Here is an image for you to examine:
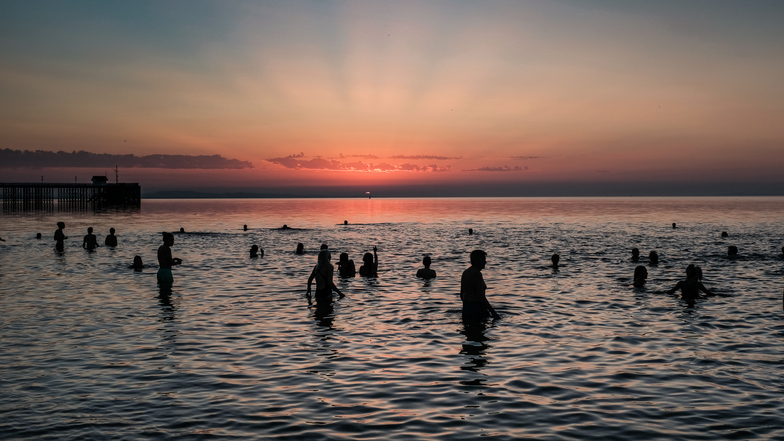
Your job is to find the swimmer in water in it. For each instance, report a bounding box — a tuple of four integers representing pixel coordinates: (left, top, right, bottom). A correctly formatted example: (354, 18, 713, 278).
(359, 246, 378, 277)
(54, 222, 67, 252)
(416, 256, 437, 279)
(295, 243, 305, 255)
(83, 227, 99, 251)
(337, 252, 356, 278)
(129, 255, 145, 270)
(105, 227, 117, 247)
(631, 248, 640, 262)
(633, 265, 648, 288)
(667, 264, 714, 299)
(551, 253, 560, 269)
(157, 232, 182, 288)
(460, 250, 500, 320)
(649, 250, 659, 265)
(307, 250, 345, 302)
(250, 244, 263, 258)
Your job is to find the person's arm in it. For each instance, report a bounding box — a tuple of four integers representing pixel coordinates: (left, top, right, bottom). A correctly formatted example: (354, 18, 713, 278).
(327, 266, 345, 298)
(307, 266, 316, 294)
(666, 281, 682, 295)
(83, 236, 87, 249)
(698, 282, 714, 296)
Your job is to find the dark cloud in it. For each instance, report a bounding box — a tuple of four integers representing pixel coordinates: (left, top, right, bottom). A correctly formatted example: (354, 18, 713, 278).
(391, 155, 461, 160)
(463, 165, 528, 172)
(338, 153, 380, 159)
(266, 154, 451, 172)
(0, 149, 253, 169)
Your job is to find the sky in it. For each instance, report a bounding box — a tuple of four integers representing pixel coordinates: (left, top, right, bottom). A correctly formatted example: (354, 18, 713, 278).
(1, 0, 783, 197)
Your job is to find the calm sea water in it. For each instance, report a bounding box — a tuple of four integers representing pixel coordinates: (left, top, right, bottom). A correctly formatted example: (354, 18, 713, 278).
(1, 197, 784, 440)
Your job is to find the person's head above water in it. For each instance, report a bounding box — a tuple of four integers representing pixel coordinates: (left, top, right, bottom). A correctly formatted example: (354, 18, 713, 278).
(728, 245, 738, 256)
(468, 228, 473, 235)
(36, 233, 42, 239)
(87, 227, 93, 234)
(470, 249, 487, 268)
(162, 232, 174, 245)
(362, 252, 373, 264)
(685, 264, 696, 278)
(721, 231, 729, 237)
(649, 250, 659, 264)
(109, 228, 115, 234)
(57, 222, 65, 229)
(551, 253, 560, 266)
(318, 249, 331, 265)
(296, 243, 304, 254)
(321, 244, 328, 250)
(250, 245, 259, 257)
(634, 265, 647, 279)
(422, 256, 432, 268)
(131, 255, 144, 269)
(339, 252, 350, 263)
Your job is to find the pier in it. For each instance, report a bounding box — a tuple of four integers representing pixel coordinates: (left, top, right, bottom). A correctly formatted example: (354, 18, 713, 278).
(1, 178, 141, 211)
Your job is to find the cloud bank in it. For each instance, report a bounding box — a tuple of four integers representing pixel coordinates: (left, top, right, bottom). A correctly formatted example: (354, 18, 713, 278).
(463, 165, 527, 172)
(0, 149, 253, 169)
(266, 153, 451, 172)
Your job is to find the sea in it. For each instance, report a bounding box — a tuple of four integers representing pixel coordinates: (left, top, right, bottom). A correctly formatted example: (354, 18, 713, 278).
(1, 197, 783, 441)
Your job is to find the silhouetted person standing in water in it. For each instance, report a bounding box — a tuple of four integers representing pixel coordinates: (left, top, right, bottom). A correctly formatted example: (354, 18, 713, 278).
(633, 265, 648, 288)
(337, 252, 356, 278)
(461, 250, 500, 320)
(667, 264, 714, 299)
(307, 250, 345, 303)
(105, 228, 118, 247)
(416, 256, 437, 279)
(83, 227, 99, 251)
(157, 232, 182, 288)
(360, 246, 378, 277)
(54, 222, 67, 252)
(551, 253, 560, 269)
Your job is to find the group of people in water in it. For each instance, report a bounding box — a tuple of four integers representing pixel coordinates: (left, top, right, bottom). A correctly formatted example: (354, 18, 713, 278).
(31, 222, 784, 317)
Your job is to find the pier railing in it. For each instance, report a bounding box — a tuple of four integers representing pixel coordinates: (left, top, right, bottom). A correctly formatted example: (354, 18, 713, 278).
(1, 183, 141, 211)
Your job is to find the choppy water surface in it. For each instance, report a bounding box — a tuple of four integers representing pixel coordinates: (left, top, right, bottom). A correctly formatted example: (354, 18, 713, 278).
(1, 197, 784, 440)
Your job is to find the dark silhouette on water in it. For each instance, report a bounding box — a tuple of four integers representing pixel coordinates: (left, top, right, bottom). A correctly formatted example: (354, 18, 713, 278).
(550, 253, 560, 270)
(359, 246, 378, 277)
(721, 231, 729, 237)
(667, 264, 715, 299)
(337, 252, 356, 278)
(129, 255, 145, 271)
(179, 227, 185, 233)
(633, 265, 648, 288)
(672, 223, 677, 229)
(243, 224, 248, 231)
(36, 233, 42, 239)
(728, 245, 738, 257)
(344, 220, 348, 225)
(649, 250, 659, 265)
(416, 256, 437, 279)
(54, 222, 67, 252)
(295, 243, 305, 255)
(157, 232, 182, 288)
(461, 250, 500, 320)
(83, 227, 99, 251)
(321, 243, 328, 251)
(105, 228, 117, 247)
(468, 228, 473, 235)
(631, 247, 640, 262)
(307, 250, 345, 304)
(250, 244, 263, 258)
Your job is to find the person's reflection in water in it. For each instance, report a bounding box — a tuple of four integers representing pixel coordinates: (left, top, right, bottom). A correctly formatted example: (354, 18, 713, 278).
(459, 317, 491, 386)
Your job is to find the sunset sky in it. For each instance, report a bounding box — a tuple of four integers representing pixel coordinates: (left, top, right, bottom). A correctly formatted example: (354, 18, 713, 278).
(1, 1, 783, 196)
